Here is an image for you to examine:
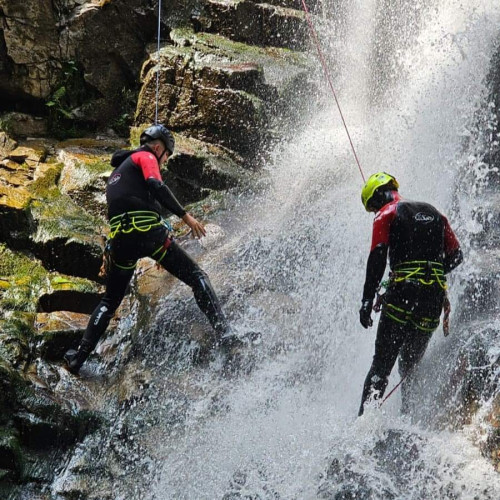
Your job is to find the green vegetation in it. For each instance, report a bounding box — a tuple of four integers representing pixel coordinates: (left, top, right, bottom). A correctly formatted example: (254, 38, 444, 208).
(0, 244, 97, 313)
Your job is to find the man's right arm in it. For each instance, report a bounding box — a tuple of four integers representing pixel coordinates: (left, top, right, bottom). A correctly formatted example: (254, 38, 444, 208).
(442, 216, 463, 273)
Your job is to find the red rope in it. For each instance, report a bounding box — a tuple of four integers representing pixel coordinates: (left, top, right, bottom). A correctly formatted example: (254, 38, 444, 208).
(380, 374, 409, 406)
(300, 0, 366, 183)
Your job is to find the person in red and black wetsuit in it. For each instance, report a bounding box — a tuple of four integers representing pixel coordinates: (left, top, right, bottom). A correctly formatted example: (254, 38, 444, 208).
(358, 172, 463, 416)
(64, 124, 234, 374)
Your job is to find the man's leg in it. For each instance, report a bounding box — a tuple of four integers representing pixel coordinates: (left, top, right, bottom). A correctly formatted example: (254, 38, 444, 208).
(156, 240, 230, 341)
(398, 325, 434, 414)
(64, 264, 134, 373)
(358, 313, 406, 416)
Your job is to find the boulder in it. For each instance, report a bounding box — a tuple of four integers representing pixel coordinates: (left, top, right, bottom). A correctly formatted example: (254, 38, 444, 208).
(34, 311, 89, 360)
(135, 29, 314, 157)
(0, 113, 48, 138)
(196, 1, 309, 51)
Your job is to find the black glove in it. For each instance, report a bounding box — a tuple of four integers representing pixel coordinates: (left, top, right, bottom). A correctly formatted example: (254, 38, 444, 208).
(359, 299, 373, 329)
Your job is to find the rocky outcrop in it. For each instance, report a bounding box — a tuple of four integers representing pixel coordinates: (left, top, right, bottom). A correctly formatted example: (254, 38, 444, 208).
(135, 28, 314, 158)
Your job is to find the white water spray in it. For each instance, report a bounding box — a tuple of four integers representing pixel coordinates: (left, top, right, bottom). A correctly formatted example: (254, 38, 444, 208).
(142, 1, 500, 498)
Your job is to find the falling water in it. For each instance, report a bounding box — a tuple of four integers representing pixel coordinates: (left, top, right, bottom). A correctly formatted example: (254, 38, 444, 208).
(52, 1, 500, 498)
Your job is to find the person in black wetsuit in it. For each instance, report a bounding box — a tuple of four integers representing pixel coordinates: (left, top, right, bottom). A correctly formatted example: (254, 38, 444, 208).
(64, 124, 233, 374)
(358, 172, 463, 416)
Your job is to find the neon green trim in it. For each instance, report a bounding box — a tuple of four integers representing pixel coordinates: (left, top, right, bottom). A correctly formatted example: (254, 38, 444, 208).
(410, 319, 439, 332)
(108, 211, 164, 239)
(385, 311, 408, 324)
(156, 250, 168, 264)
(392, 260, 447, 290)
(114, 261, 137, 270)
(383, 302, 440, 331)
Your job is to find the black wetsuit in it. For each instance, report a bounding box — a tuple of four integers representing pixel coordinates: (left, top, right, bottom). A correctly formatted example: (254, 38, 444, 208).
(359, 192, 463, 416)
(78, 146, 228, 359)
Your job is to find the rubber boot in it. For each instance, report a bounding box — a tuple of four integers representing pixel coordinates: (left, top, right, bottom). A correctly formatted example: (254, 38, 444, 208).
(63, 340, 93, 375)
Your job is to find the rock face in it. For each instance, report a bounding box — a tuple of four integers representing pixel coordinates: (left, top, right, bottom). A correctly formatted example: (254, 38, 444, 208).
(135, 28, 314, 158)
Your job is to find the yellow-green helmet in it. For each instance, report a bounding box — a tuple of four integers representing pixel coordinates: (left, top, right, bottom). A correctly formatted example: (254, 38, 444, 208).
(361, 172, 399, 211)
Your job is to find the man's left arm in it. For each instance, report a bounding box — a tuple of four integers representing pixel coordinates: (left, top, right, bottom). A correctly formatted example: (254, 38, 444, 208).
(360, 210, 392, 328)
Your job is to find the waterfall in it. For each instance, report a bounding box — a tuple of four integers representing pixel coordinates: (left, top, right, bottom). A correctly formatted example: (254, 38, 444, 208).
(51, 1, 500, 498)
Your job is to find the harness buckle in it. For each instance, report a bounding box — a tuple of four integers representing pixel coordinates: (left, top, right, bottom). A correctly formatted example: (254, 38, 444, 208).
(120, 212, 131, 231)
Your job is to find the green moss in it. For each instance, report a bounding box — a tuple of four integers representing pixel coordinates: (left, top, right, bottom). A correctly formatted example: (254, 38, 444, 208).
(0, 427, 23, 475)
(29, 163, 63, 199)
(83, 158, 113, 176)
(0, 245, 97, 313)
(30, 193, 106, 243)
(130, 125, 147, 148)
(170, 27, 310, 67)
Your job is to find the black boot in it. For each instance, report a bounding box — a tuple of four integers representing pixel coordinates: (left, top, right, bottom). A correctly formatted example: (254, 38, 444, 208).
(358, 369, 388, 416)
(63, 341, 93, 375)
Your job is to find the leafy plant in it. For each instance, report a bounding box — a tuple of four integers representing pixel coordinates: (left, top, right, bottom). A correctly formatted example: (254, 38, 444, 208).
(45, 60, 86, 138)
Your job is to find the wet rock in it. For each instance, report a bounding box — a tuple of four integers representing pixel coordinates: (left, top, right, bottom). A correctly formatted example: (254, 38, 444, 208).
(0, 359, 21, 421)
(196, 0, 309, 51)
(318, 456, 384, 500)
(30, 196, 106, 280)
(8, 144, 48, 166)
(222, 467, 282, 500)
(0, 427, 23, 480)
(171, 134, 250, 184)
(34, 311, 89, 360)
(15, 385, 97, 449)
(457, 269, 500, 322)
(135, 28, 314, 158)
(0, 131, 18, 157)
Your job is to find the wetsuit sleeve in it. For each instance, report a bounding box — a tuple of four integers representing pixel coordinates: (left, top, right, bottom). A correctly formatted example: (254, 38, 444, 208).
(363, 244, 388, 302)
(362, 207, 394, 301)
(131, 151, 162, 180)
(131, 151, 186, 218)
(442, 216, 463, 273)
(145, 178, 186, 218)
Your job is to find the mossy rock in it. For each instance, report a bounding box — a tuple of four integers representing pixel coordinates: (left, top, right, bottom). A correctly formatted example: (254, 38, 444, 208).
(0, 427, 23, 478)
(29, 192, 107, 280)
(0, 244, 99, 314)
(136, 28, 314, 158)
(34, 311, 90, 360)
(0, 317, 33, 368)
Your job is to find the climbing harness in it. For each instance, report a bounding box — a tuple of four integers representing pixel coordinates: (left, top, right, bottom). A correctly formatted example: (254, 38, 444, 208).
(300, 0, 365, 183)
(98, 210, 175, 274)
(392, 261, 447, 290)
(383, 303, 440, 332)
(108, 210, 172, 239)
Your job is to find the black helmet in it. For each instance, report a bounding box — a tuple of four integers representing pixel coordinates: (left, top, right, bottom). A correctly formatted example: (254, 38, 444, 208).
(140, 124, 175, 155)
